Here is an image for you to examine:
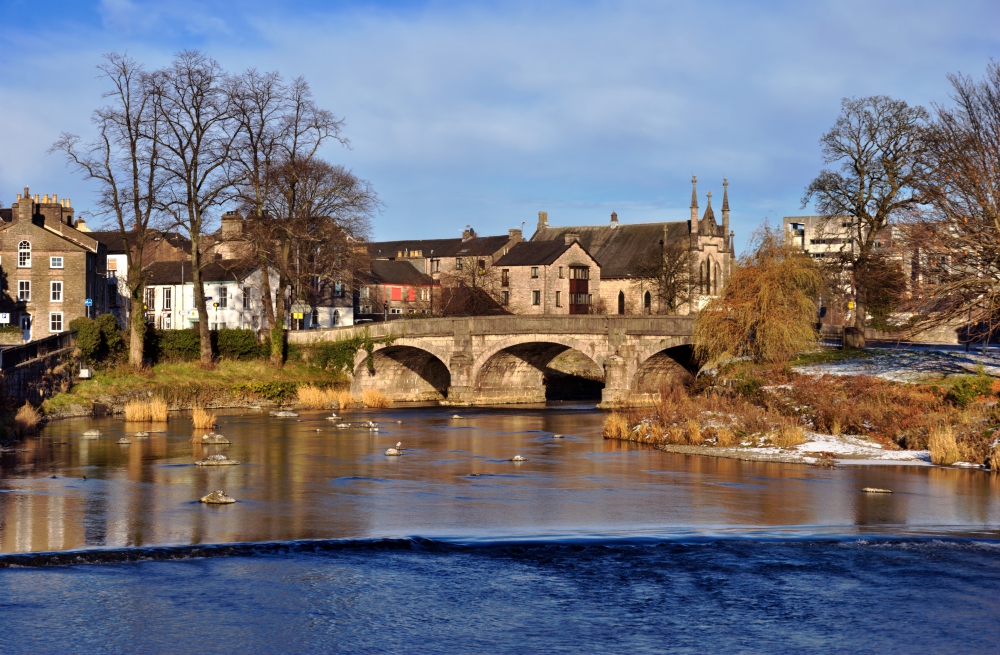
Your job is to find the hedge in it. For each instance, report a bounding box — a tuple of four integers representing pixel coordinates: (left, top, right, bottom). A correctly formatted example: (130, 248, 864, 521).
(145, 327, 268, 362)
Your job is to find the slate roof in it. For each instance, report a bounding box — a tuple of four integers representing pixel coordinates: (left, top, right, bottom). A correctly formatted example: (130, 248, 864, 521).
(531, 221, 691, 278)
(368, 260, 435, 286)
(368, 235, 511, 259)
(493, 241, 576, 267)
(144, 260, 256, 285)
(0, 208, 11, 223)
(92, 230, 191, 254)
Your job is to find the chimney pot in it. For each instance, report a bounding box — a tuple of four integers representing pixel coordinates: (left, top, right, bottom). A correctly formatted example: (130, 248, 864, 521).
(610, 211, 618, 225)
(538, 211, 548, 229)
(508, 228, 522, 240)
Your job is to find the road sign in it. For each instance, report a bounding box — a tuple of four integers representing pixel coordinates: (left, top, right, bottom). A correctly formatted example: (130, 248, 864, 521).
(212, 302, 219, 308)
(85, 298, 93, 307)
(0, 313, 8, 324)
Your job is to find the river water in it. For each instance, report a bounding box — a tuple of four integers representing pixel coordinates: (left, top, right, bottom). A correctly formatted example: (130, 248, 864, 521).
(1, 405, 999, 653)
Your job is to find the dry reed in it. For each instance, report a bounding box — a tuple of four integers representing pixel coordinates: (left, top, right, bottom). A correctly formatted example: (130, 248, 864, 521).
(928, 426, 960, 465)
(336, 390, 362, 410)
(296, 385, 339, 409)
(602, 412, 630, 439)
(684, 420, 703, 445)
(362, 389, 392, 408)
(14, 403, 41, 436)
(124, 398, 169, 422)
(192, 405, 217, 430)
(986, 446, 1000, 471)
(714, 427, 738, 447)
(772, 422, 806, 448)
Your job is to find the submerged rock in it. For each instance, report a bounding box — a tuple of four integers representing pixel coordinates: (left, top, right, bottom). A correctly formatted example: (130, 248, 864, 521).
(200, 490, 236, 504)
(269, 410, 299, 418)
(509, 455, 528, 462)
(861, 487, 892, 494)
(194, 433, 231, 444)
(134, 431, 150, 439)
(552, 434, 564, 439)
(196, 454, 241, 466)
(385, 442, 403, 456)
(83, 429, 101, 439)
(451, 414, 464, 419)
(116, 438, 132, 445)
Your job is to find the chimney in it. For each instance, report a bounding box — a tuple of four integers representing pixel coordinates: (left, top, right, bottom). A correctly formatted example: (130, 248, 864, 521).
(564, 232, 579, 245)
(537, 211, 548, 231)
(221, 211, 243, 239)
(508, 228, 522, 241)
(610, 211, 618, 227)
(462, 225, 475, 241)
(75, 218, 91, 232)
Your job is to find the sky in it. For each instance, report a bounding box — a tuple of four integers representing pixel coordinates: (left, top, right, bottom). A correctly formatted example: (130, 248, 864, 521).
(0, 0, 998, 253)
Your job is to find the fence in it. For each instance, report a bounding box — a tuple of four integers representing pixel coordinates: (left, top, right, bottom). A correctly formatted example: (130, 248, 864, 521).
(0, 331, 78, 407)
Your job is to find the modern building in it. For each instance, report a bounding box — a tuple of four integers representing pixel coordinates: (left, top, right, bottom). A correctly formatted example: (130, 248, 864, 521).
(0, 188, 107, 341)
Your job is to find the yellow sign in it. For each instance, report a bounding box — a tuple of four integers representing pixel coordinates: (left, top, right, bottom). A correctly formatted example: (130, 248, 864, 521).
(293, 312, 304, 319)
(847, 301, 855, 309)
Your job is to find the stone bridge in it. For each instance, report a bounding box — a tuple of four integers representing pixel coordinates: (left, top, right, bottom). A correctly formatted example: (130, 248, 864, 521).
(287, 315, 697, 406)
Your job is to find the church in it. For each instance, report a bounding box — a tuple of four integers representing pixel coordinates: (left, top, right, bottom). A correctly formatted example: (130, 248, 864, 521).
(529, 176, 735, 314)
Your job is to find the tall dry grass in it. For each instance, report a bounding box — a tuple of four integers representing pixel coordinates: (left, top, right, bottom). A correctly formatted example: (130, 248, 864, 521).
(928, 426, 960, 465)
(14, 403, 41, 436)
(124, 398, 169, 422)
(772, 422, 806, 448)
(192, 405, 217, 430)
(362, 389, 392, 408)
(296, 385, 340, 409)
(336, 390, 362, 410)
(602, 412, 630, 439)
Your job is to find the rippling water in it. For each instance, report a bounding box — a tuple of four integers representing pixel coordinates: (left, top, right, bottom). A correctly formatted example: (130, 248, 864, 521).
(2, 405, 999, 653)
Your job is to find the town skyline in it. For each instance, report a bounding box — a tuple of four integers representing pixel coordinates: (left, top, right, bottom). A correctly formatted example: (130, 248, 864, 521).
(1, 0, 999, 254)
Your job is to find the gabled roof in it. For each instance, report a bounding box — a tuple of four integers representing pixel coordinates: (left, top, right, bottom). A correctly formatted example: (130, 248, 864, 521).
(144, 260, 256, 285)
(494, 240, 581, 267)
(1, 216, 104, 254)
(368, 235, 511, 259)
(368, 260, 435, 286)
(532, 221, 690, 277)
(91, 230, 191, 255)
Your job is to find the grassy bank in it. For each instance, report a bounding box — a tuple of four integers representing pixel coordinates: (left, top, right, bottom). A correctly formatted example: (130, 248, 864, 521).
(41, 360, 349, 416)
(604, 355, 1000, 466)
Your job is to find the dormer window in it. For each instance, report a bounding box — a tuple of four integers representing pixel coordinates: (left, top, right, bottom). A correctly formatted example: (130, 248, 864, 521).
(17, 241, 30, 268)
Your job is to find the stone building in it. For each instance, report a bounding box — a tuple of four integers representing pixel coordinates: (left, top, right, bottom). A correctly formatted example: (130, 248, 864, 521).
(0, 188, 107, 341)
(368, 227, 523, 283)
(493, 237, 601, 314)
(531, 177, 735, 314)
(359, 260, 437, 318)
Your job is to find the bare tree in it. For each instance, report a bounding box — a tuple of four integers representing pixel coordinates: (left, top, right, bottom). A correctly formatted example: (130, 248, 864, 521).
(908, 62, 1000, 344)
(633, 242, 694, 314)
(438, 254, 507, 316)
(153, 51, 239, 366)
(802, 96, 929, 346)
(52, 52, 163, 368)
(232, 75, 352, 364)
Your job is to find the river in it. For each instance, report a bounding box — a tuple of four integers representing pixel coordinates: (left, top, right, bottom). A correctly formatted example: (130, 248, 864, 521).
(1, 404, 999, 653)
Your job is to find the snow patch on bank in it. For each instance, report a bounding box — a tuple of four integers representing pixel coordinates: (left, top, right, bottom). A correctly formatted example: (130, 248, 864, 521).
(793, 347, 1000, 383)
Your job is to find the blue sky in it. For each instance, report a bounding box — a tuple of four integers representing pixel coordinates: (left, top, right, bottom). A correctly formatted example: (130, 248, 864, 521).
(1, 0, 998, 252)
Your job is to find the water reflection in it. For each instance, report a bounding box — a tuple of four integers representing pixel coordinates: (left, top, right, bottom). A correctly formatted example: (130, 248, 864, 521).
(1, 405, 999, 553)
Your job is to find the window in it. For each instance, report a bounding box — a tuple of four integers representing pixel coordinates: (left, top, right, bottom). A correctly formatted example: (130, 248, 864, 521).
(555, 290, 561, 307)
(391, 287, 402, 301)
(408, 288, 415, 302)
(532, 290, 541, 305)
(501, 269, 509, 287)
(390, 307, 403, 314)
(242, 286, 251, 309)
(456, 258, 463, 270)
(558, 267, 563, 279)
(570, 266, 589, 280)
(530, 267, 539, 278)
(107, 259, 117, 272)
(431, 259, 440, 273)
(218, 286, 228, 309)
(50, 256, 63, 269)
(335, 281, 345, 297)
(477, 259, 486, 273)
(333, 310, 341, 326)
(17, 241, 31, 268)
(420, 288, 429, 301)
(312, 275, 321, 291)
(501, 290, 509, 305)
(50, 281, 63, 302)
(311, 307, 319, 327)
(161, 314, 172, 330)
(50, 312, 63, 333)
(163, 287, 172, 311)
(18, 280, 31, 301)
(145, 287, 156, 310)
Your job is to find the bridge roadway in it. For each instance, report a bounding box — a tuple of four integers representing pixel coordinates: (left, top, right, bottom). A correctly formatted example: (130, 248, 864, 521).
(287, 315, 697, 406)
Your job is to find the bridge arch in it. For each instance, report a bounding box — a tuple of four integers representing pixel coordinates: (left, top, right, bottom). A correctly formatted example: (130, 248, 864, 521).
(351, 344, 451, 402)
(471, 337, 605, 403)
(629, 344, 697, 395)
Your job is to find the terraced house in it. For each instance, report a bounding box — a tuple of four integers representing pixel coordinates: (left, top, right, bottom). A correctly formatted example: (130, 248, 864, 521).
(0, 188, 107, 341)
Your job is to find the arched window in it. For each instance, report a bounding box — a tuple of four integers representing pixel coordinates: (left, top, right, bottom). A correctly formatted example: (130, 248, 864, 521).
(643, 291, 651, 314)
(713, 262, 720, 295)
(617, 291, 625, 315)
(17, 241, 31, 268)
(311, 307, 320, 328)
(333, 310, 341, 326)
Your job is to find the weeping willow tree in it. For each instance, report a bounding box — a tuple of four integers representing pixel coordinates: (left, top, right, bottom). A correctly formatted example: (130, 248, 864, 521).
(695, 225, 822, 365)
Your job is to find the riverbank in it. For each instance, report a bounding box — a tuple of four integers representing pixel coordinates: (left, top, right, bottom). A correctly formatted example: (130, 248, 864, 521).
(604, 348, 1000, 469)
(40, 360, 348, 418)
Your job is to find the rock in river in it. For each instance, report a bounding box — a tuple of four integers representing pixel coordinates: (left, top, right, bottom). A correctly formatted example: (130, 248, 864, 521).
(269, 410, 299, 418)
(116, 438, 132, 445)
(509, 455, 528, 462)
(194, 432, 231, 444)
(83, 429, 101, 439)
(385, 442, 403, 456)
(196, 454, 240, 466)
(200, 490, 236, 504)
(134, 431, 150, 439)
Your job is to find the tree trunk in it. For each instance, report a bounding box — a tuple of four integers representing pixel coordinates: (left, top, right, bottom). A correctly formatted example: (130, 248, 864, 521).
(270, 273, 287, 366)
(190, 236, 213, 367)
(129, 285, 145, 368)
(851, 297, 867, 349)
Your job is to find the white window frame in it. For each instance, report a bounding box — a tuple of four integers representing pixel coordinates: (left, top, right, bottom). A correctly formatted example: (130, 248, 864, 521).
(218, 286, 228, 309)
(162, 287, 172, 311)
(242, 285, 251, 309)
(50, 256, 64, 269)
(50, 312, 63, 333)
(17, 241, 31, 268)
(50, 281, 63, 302)
(18, 280, 30, 301)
